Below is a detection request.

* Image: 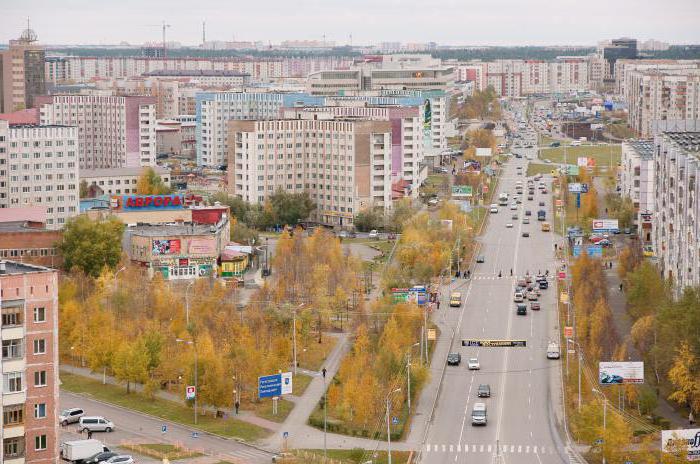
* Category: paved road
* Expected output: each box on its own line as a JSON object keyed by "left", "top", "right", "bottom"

{"left": 419, "top": 156, "right": 570, "bottom": 463}
{"left": 60, "top": 391, "right": 275, "bottom": 464}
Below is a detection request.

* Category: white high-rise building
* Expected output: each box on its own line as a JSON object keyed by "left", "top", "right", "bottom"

{"left": 620, "top": 140, "right": 655, "bottom": 241}
{"left": 0, "top": 120, "right": 79, "bottom": 228}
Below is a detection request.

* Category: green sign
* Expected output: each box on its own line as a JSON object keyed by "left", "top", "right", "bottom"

{"left": 451, "top": 186, "right": 473, "bottom": 198}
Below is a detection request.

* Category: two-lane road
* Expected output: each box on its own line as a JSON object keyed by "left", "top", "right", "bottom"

{"left": 421, "top": 157, "right": 568, "bottom": 463}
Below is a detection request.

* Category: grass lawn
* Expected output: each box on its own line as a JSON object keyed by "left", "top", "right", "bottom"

{"left": 122, "top": 443, "right": 202, "bottom": 460}
{"left": 59, "top": 372, "right": 268, "bottom": 441}
{"left": 539, "top": 134, "right": 568, "bottom": 147}
{"left": 539, "top": 144, "right": 621, "bottom": 167}
{"left": 247, "top": 397, "right": 294, "bottom": 423}
{"left": 292, "top": 373, "right": 313, "bottom": 396}
{"left": 527, "top": 163, "right": 557, "bottom": 177}
{"left": 295, "top": 449, "right": 412, "bottom": 464}
{"left": 297, "top": 336, "right": 338, "bottom": 372}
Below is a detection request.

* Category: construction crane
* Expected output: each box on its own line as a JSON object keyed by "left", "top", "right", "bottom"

{"left": 145, "top": 21, "right": 171, "bottom": 58}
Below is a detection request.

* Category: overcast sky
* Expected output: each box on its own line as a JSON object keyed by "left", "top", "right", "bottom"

{"left": 2, "top": 0, "right": 699, "bottom": 47}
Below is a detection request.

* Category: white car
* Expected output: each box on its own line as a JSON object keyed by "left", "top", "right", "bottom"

{"left": 99, "top": 456, "right": 134, "bottom": 464}
{"left": 368, "top": 229, "right": 379, "bottom": 239}
{"left": 468, "top": 358, "right": 480, "bottom": 370}
{"left": 490, "top": 206, "right": 498, "bottom": 213}
{"left": 506, "top": 223, "right": 513, "bottom": 228}
{"left": 510, "top": 204, "right": 518, "bottom": 210}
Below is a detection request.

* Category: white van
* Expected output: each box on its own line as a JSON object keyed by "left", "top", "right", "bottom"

{"left": 547, "top": 342, "right": 561, "bottom": 359}
{"left": 471, "top": 402, "right": 487, "bottom": 425}
{"left": 79, "top": 416, "right": 114, "bottom": 433}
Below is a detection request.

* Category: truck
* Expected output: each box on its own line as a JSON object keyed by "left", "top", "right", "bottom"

{"left": 537, "top": 210, "right": 546, "bottom": 221}
{"left": 60, "top": 439, "right": 110, "bottom": 463}
{"left": 498, "top": 193, "right": 509, "bottom": 206}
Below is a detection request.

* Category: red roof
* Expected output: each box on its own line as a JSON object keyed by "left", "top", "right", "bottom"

{"left": 0, "top": 109, "right": 40, "bottom": 125}
{"left": 0, "top": 207, "right": 46, "bottom": 224}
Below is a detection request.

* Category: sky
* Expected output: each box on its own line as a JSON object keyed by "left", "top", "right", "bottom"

{"left": 2, "top": 0, "right": 700, "bottom": 47}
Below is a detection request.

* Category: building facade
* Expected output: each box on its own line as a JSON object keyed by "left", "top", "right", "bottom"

{"left": 0, "top": 29, "right": 46, "bottom": 113}
{"left": 0, "top": 208, "right": 62, "bottom": 268}
{"left": 227, "top": 118, "right": 393, "bottom": 226}
{"left": 0, "top": 121, "right": 79, "bottom": 229}
{"left": 0, "top": 260, "right": 59, "bottom": 464}
{"left": 620, "top": 140, "right": 655, "bottom": 241}
{"left": 652, "top": 132, "right": 700, "bottom": 292}
{"left": 80, "top": 166, "right": 171, "bottom": 196}
{"left": 35, "top": 94, "right": 157, "bottom": 169}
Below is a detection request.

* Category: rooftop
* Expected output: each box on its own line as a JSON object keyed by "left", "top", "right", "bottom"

{"left": 143, "top": 70, "right": 250, "bottom": 77}
{"left": 81, "top": 166, "right": 170, "bottom": 178}
{"left": 127, "top": 222, "right": 221, "bottom": 237}
{"left": 627, "top": 139, "right": 654, "bottom": 159}
{"left": 0, "top": 260, "right": 54, "bottom": 276}
{"left": 664, "top": 132, "right": 700, "bottom": 152}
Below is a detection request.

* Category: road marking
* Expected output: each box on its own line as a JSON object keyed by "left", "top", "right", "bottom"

{"left": 526, "top": 445, "right": 530, "bottom": 453}
{"left": 426, "top": 444, "right": 430, "bottom": 451}
{"left": 472, "top": 444, "right": 476, "bottom": 453}
{"left": 533, "top": 446, "right": 538, "bottom": 453}
{"left": 449, "top": 444, "right": 453, "bottom": 452}
{"left": 457, "top": 444, "right": 461, "bottom": 452}
{"left": 487, "top": 444, "right": 492, "bottom": 453}
{"left": 479, "top": 444, "right": 484, "bottom": 452}
{"left": 510, "top": 445, "right": 515, "bottom": 453}
{"left": 518, "top": 445, "right": 522, "bottom": 453}
{"left": 442, "top": 444, "right": 446, "bottom": 452}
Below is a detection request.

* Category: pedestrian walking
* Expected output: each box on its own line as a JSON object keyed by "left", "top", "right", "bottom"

{"left": 437, "top": 300, "right": 441, "bottom": 310}
{"left": 554, "top": 243, "right": 558, "bottom": 251}
{"left": 619, "top": 283, "right": 623, "bottom": 292}
{"left": 87, "top": 430, "right": 93, "bottom": 439}
{"left": 464, "top": 270, "right": 468, "bottom": 279}
{"left": 498, "top": 270, "right": 502, "bottom": 278}
{"left": 235, "top": 400, "right": 240, "bottom": 415}
{"left": 466, "top": 270, "right": 471, "bottom": 279}
{"left": 690, "top": 411, "right": 695, "bottom": 425}
{"left": 510, "top": 268, "right": 513, "bottom": 276}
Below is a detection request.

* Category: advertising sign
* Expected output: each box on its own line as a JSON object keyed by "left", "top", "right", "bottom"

{"left": 258, "top": 372, "right": 293, "bottom": 399}
{"left": 560, "top": 292, "right": 569, "bottom": 304}
{"left": 427, "top": 328, "right": 437, "bottom": 341}
{"left": 117, "top": 194, "right": 185, "bottom": 211}
{"left": 189, "top": 238, "right": 216, "bottom": 254}
{"left": 186, "top": 385, "right": 196, "bottom": 400}
{"left": 592, "top": 219, "right": 619, "bottom": 232}
{"left": 599, "top": 361, "right": 644, "bottom": 385}
{"left": 451, "top": 186, "right": 473, "bottom": 198}
{"left": 476, "top": 147, "right": 493, "bottom": 157}
{"left": 662, "top": 428, "right": 700, "bottom": 461}
{"left": 572, "top": 245, "right": 603, "bottom": 257}
{"left": 152, "top": 239, "right": 181, "bottom": 255}
{"left": 568, "top": 183, "right": 589, "bottom": 194}
{"left": 577, "top": 157, "right": 588, "bottom": 167}
{"left": 391, "top": 286, "right": 427, "bottom": 305}
{"left": 462, "top": 339, "right": 527, "bottom": 347}
{"left": 564, "top": 326, "right": 574, "bottom": 338}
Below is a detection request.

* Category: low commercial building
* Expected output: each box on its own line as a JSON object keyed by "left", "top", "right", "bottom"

{"left": 652, "top": 132, "right": 700, "bottom": 292}
{"left": 0, "top": 208, "right": 62, "bottom": 268}
{"left": 0, "top": 260, "right": 59, "bottom": 464}
{"left": 80, "top": 166, "right": 171, "bottom": 197}
{"left": 620, "top": 140, "right": 654, "bottom": 241}
{"left": 156, "top": 119, "right": 196, "bottom": 157}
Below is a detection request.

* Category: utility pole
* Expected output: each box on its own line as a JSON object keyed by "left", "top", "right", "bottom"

{"left": 176, "top": 338, "right": 197, "bottom": 424}
{"left": 386, "top": 388, "right": 401, "bottom": 464}
{"left": 407, "top": 342, "right": 420, "bottom": 413}
{"left": 185, "top": 280, "right": 194, "bottom": 327}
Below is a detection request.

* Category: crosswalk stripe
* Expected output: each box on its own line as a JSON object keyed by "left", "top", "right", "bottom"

{"left": 449, "top": 445, "right": 453, "bottom": 452}
{"left": 472, "top": 444, "right": 476, "bottom": 453}
{"left": 442, "top": 444, "right": 446, "bottom": 452}
{"left": 510, "top": 445, "right": 515, "bottom": 453}
{"left": 457, "top": 444, "right": 461, "bottom": 452}
{"left": 426, "top": 444, "right": 431, "bottom": 451}
{"left": 518, "top": 445, "right": 522, "bottom": 453}
{"left": 487, "top": 444, "right": 492, "bottom": 453}
{"left": 502, "top": 445, "right": 507, "bottom": 453}
{"left": 526, "top": 445, "right": 530, "bottom": 453}
{"left": 434, "top": 444, "right": 438, "bottom": 452}
{"left": 533, "top": 446, "right": 538, "bottom": 453}
{"left": 479, "top": 445, "right": 484, "bottom": 452}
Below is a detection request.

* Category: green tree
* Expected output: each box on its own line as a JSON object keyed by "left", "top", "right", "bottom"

{"left": 387, "top": 199, "right": 417, "bottom": 233}
{"left": 79, "top": 180, "right": 89, "bottom": 198}
{"left": 58, "top": 216, "right": 125, "bottom": 277}
{"left": 268, "top": 190, "right": 316, "bottom": 226}
{"left": 354, "top": 208, "right": 384, "bottom": 232}
{"left": 230, "top": 220, "right": 259, "bottom": 244}
{"left": 210, "top": 192, "right": 250, "bottom": 223}
{"left": 136, "top": 167, "right": 171, "bottom": 195}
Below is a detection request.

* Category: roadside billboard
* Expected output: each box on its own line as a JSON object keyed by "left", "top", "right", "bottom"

{"left": 451, "top": 186, "right": 473, "bottom": 198}
{"left": 568, "top": 183, "right": 589, "bottom": 194}
{"left": 592, "top": 219, "right": 619, "bottom": 232}
{"left": 599, "top": 361, "right": 644, "bottom": 385}
{"left": 662, "top": 428, "right": 700, "bottom": 461}
{"left": 572, "top": 245, "right": 603, "bottom": 257}
{"left": 476, "top": 147, "right": 492, "bottom": 157}
{"left": 152, "top": 239, "right": 181, "bottom": 255}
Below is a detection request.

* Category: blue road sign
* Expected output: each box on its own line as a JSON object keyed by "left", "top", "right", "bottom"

{"left": 392, "top": 416, "right": 399, "bottom": 425}
{"left": 258, "top": 372, "right": 293, "bottom": 399}
{"left": 192, "top": 431, "right": 199, "bottom": 438}
{"left": 594, "top": 438, "right": 604, "bottom": 445}
{"left": 283, "top": 431, "right": 289, "bottom": 438}
{"left": 161, "top": 424, "right": 167, "bottom": 433}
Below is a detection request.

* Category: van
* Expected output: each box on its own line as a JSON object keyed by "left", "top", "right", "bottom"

{"left": 547, "top": 342, "right": 561, "bottom": 359}
{"left": 471, "top": 402, "right": 487, "bottom": 425}
{"left": 449, "top": 292, "right": 462, "bottom": 307}
{"left": 79, "top": 416, "right": 114, "bottom": 433}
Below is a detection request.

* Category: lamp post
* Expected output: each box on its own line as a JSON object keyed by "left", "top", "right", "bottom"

{"left": 176, "top": 338, "right": 198, "bottom": 424}
{"left": 386, "top": 388, "right": 401, "bottom": 464}
{"left": 185, "top": 281, "right": 195, "bottom": 327}
{"left": 407, "top": 342, "right": 420, "bottom": 413}
{"left": 114, "top": 266, "right": 126, "bottom": 289}
{"left": 592, "top": 388, "right": 607, "bottom": 464}
{"left": 567, "top": 338, "right": 582, "bottom": 412}
{"left": 322, "top": 367, "right": 328, "bottom": 461}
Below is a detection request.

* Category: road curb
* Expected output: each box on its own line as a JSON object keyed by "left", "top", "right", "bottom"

{"left": 61, "top": 389, "right": 276, "bottom": 457}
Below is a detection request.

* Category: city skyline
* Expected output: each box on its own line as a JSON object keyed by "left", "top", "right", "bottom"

{"left": 2, "top": 0, "right": 699, "bottom": 47}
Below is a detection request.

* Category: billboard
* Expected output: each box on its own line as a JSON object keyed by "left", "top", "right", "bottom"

{"left": 572, "top": 245, "right": 603, "bottom": 257}
{"left": 476, "top": 147, "right": 493, "bottom": 157}
{"left": 152, "top": 239, "right": 181, "bottom": 255}
{"left": 662, "top": 428, "right": 700, "bottom": 461}
{"left": 258, "top": 372, "right": 293, "bottom": 399}
{"left": 392, "top": 286, "right": 428, "bottom": 305}
{"left": 451, "top": 186, "right": 473, "bottom": 198}
{"left": 116, "top": 194, "right": 185, "bottom": 211}
{"left": 462, "top": 339, "right": 527, "bottom": 347}
{"left": 568, "top": 183, "right": 589, "bottom": 193}
{"left": 189, "top": 238, "right": 216, "bottom": 254}
{"left": 599, "top": 361, "right": 644, "bottom": 385}
{"left": 592, "top": 219, "right": 619, "bottom": 232}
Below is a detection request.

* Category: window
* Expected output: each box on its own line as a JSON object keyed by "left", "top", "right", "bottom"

{"left": 33, "top": 307, "right": 46, "bottom": 322}
{"left": 34, "top": 370, "right": 47, "bottom": 387}
{"left": 3, "top": 437, "right": 24, "bottom": 458}
{"left": 3, "top": 404, "right": 24, "bottom": 425}
{"left": 3, "top": 372, "right": 23, "bottom": 393}
{"left": 35, "top": 434, "right": 47, "bottom": 451}
{"left": 2, "top": 339, "right": 22, "bottom": 359}
{"left": 33, "top": 339, "right": 46, "bottom": 355}
{"left": 1, "top": 306, "right": 22, "bottom": 327}
{"left": 34, "top": 403, "right": 46, "bottom": 418}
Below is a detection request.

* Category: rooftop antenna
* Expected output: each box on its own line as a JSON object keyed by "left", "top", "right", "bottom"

{"left": 161, "top": 21, "right": 171, "bottom": 58}
{"left": 202, "top": 20, "right": 206, "bottom": 45}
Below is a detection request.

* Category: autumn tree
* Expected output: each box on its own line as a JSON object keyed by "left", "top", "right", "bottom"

{"left": 112, "top": 339, "right": 150, "bottom": 393}
{"left": 136, "top": 167, "right": 171, "bottom": 194}
{"left": 354, "top": 208, "right": 384, "bottom": 232}
{"left": 668, "top": 341, "right": 700, "bottom": 415}
{"left": 58, "top": 216, "right": 125, "bottom": 277}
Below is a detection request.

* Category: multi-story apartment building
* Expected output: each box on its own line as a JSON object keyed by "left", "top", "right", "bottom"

{"left": 281, "top": 105, "right": 426, "bottom": 195}
{"left": 652, "top": 132, "right": 700, "bottom": 292}
{"left": 35, "top": 95, "right": 157, "bottom": 169}
{"left": 0, "top": 29, "right": 46, "bottom": 113}
{"left": 142, "top": 70, "right": 251, "bottom": 88}
{"left": 196, "top": 92, "right": 323, "bottom": 167}
{"left": 226, "top": 117, "right": 393, "bottom": 226}
{"left": 620, "top": 140, "right": 655, "bottom": 241}
{"left": 0, "top": 260, "right": 59, "bottom": 464}
{"left": 0, "top": 120, "right": 79, "bottom": 229}
{"left": 625, "top": 69, "right": 700, "bottom": 138}
{"left": 484, "top": 61, "right": 524, "bottom": 97}
{"left": 616, "top": 59, "right": 700, "bottom": 95}
{"left": 80, "top": 166, "right": 170, "bottom": 196}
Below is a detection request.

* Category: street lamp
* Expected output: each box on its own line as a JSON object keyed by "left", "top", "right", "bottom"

{"left": 386, "top": 388, "right": 401, "bottom": 464}
{"left": 407, "top": 342, "right": 420, "bottom": 413}
{"left": 592, "top": 388, "right": 607, "bottom": 464}
{"left": 114, "top": 266, "right": 126, "bottom": 289}
{"left": 176, "top": 338, "right": 198, "bottom": 425}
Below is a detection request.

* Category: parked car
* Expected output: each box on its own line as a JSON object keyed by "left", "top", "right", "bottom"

{"left": 368, "top": 230, "right": 379, "bottom": 239}
{"left": 99, "top": 456, "right": 134, "bottom": 464}
{"left": 85, "top": 452, "right": 119, "bottom": 464}
{"left": 59, "top": 408, "right": 84, "bottom": 426}
{"left": 79, "top": 417, "right": 114, "bottom": 433}
{"left": 476, "top": 255, "right": 485, "bottom": 263}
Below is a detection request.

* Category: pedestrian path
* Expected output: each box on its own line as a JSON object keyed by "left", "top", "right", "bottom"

{"left": 424, "top": 442, "right": 557, "bottom": 455}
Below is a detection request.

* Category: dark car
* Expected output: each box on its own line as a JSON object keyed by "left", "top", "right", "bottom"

{"left": 447, "top": 353, "right": 461, "bottom": 366}
{"left": 85, "top": 452, "right": 119, "bottom": 464}
{"left": 527, "top": 195, "right": 534, "bottom": 201}
{"left": 539, "top": 201, "right": 545, "bottom": 206}
{"left": 511, "top": 214, "right": 518, "bottom": 220}
{"left": 539, "top": 280, "right": 549, "bottom": 289}
{"left": 477, "top": 384, "right": 491, "bottom": 397}
{"left": 522, "top": 231, "right": 530, "bottom": 237}
{"left": 516, "top": 304, "right": 527, "bottom": 315}
{"left": 525, "top": 210, "right": 532, "bottom": 216}
{"left": 599, "top": 239, "right": 613, "bottom": 247}
{"left": 476, "top": 255, "right": 485, "bottom": 263}
{"left": 530, "top": 302, "right": 541, "bottom": 311}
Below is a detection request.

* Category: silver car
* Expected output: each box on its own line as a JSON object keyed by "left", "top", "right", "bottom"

{"left": 59, "top": 408, "right": 84, "bottom": 426}
{"left": 79, "top": 416, "right": 115, "bottom": 433}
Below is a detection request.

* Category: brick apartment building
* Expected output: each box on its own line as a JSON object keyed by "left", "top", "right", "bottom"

{"left": 0, "top": 209, "right": 62, "bottom": 268}
{"left": 1, "top": 260, "right": 59, "bottom": 463}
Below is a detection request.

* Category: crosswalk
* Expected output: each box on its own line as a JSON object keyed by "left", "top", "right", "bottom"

{"left": 469, "top": 275, "right": 555, "bottom": 281}
{"left": 425, "top": 443, "right": 556, "bottom": 455}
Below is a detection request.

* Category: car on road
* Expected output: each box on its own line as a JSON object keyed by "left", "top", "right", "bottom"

{"left": 468, "top": 358, "right": 480, "bottom": 370}
{"left": 59, "top": 407, "right": 85, "bottom": 426}
{"left": 511, "top": 214, "right": 518, "bottom": 220}
{"left": 449, "top": 292, "right": 462, "bottom": 307}
{"left": 476, "top": 255, "right": 485, "bottom": 263}
{"left": 99, "top": 457, "right": 134, "bottom": 464}
{"left": 599, "top": 239, "right": 613, "bottom": 247}
{"left": 368, "top": 229, "right": 379, "bottom": 239}
{"left": 539, "top": 201, "right": 545, "bottom": 206}
{"left": 447, "top": 353, "right": 461, "bottom": 366}
{"left": 525, "top": 210, "right": 532, "bottom": 216}
{"left": 522, "top": 231, "right": 530, "bottom": 237}
{"left": 545, "top": 159, "right": 552, "bottom": 164}
{"left": 530, "top": 302, "right": 541, "bottom": 311}
{"left": 542, "top": 188, "right": 548, "bottom": 194}
{"left": 471, "top": 402, "right": 488, "bottom": 426}
{"left": 527, "top": 195, "right": 533, "bottom": 201}
{"left": 516, "top": 304, "right": 527, "bottom": 315}
{"left": 490, "top": 205, "right": 499, "bottom": 213}
{"left": 506, "top": 222, "right": 513, "bottom": 228}
{"left": 428, "top": 197, "right": 439, "bottom": 206}
{"left": 79, "top": 416, "right": 114, "bottom": 433}
{"left": 477, "top": 384, "right": 491, "bottom": 398}
{"left": 517, "top": 279, "right": 527, "bottom": 288}
{"left": 527, "top": 291, "right": 538, "bottom": 301}
{"left": 547, "top": 342, "right": 561, "bottom": 360}
{"left": 514, "top": 291, "right": 524, "bottom": 302}
{"left": 539, "top": 280, "right": 549, "bottom": 289}
{"left": 510, "top": 203, "right": 518, "bottom": 210}
{"left": 85, "top": 452, "right": 119, "bottom": 464}
{"left": 523, "top": 218, "right": 530, "bottom": 224}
